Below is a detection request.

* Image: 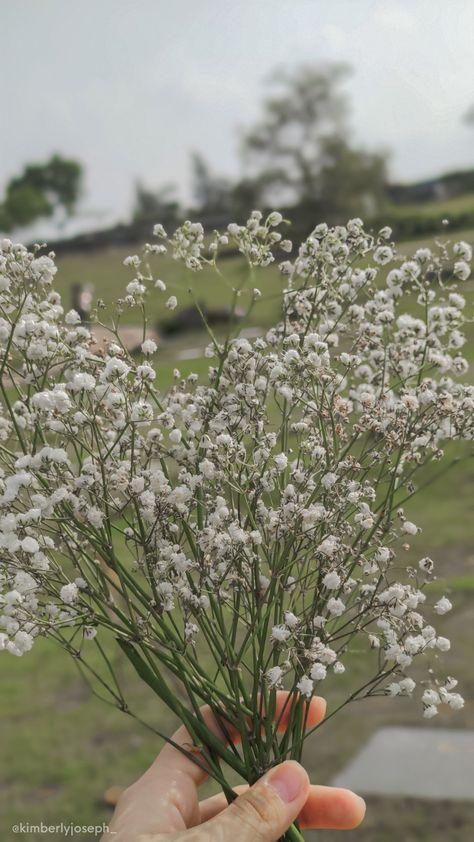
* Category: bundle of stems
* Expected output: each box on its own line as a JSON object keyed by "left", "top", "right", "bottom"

{"left": 0, "top": 214, "right": 472, "bottom": 840}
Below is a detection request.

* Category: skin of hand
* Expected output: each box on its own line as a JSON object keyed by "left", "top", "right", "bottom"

{"left": 104, "top": 692, "right": 365, "bottom": 842}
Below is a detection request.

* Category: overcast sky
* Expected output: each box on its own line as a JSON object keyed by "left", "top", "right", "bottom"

{"left": 2, "top": 0, "right": 474, "bottom": 232}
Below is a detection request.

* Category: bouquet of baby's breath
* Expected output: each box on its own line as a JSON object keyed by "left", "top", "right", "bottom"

{"left": 0, "top": 213, "right": 472, "bottom": 841}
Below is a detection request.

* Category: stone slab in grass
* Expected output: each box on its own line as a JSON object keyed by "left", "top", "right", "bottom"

{"left": 333, "top": 727, "right": 474, "bottom": 800}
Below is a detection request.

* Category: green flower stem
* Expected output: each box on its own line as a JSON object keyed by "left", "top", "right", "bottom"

{"left": 284, "top": 823, "right": 306, "bottom": 842}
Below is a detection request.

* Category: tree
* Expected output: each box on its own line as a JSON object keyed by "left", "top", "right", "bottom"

{"left": 316, "top": 135, "right": 387, "bottom": 221}
{"left": 242, "top": 63, "right": 387, "bottom": 223}
{"left": 0, "top": 154, "right": 83, "bottom": 232}
{"left": 190, "top": 152, "right": 232, "bottom": 216}
{"left": 463, "top": 104, "right": 474, "bottom": 125}
{"left": 132, "top": 181, "right": 181, "bottom": 228}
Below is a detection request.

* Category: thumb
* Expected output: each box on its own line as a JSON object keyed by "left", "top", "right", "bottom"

{"left": 203, "top": 761, "right": 309, "bottom": 842}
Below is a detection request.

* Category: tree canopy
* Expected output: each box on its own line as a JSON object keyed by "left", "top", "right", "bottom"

{"left": 0, "top": 154, "right": 83, "bottom": 232}
{"left": 241, "top": 63, "right": 387, "bottom": 223}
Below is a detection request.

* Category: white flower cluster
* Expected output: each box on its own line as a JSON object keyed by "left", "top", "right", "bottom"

{"left": 0, "top": 219, "right": 471, "bottom": 725}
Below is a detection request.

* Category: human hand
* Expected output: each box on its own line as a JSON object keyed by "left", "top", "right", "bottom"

{"left": 104, "top": 693, "right": 365, "bottom": 841}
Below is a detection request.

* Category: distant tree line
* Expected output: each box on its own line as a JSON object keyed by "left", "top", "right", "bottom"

{"left": 3, "top": 63, "right": 474, "bottom": 243}
{"left": 133, "top": 63, "right": 388, "bottom": 237}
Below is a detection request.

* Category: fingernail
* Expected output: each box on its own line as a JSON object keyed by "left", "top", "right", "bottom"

{"left": 266, "top": 761, "right": 307, "bottom": 803}
{"left": 355, "top": 794, "right": 367, "bottom": 815}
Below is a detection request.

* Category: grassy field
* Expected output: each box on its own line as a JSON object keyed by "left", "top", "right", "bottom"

{"left": 1, "top": 229, "right": 474, "bottom": 841}
{"left": 54, "top": 225, "right": 474, "bottom": 383}
{"left": 388, "top": 191, "right": 474, "bottom": 221}
{"left": 386, "top": 192, "right": 474, "bottom": 240}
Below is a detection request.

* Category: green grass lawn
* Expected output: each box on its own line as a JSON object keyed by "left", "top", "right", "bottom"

{"left": 1, "top": 229, "right": 474, "bottom": 841}
{"left": 54, "top": 225, "right": 474, "bottom": 386}
{"left": 54, "top": 245, "right": 284, "bottom": 330}
{"left": 388, "top": 191, "right": 474, "bottom": 221}
{"left": 54, "top": 225, "right": 474, "bottom": 320}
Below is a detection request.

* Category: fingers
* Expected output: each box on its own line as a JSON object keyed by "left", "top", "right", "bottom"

{"left": 203, "top": 761, "right": 310, "bottom": 842}
{"left": 154, "top": 704, "right": 230, "bottom": 789}
{"left": 297, "top": 784, "right": 366, "bottom": 830}
{"left": 154, "top": 691, "right": 326, "bottom": 789}
{"left": 200, "top": 785, "right": 249, "bottom": 822}
{"left": 107, "top": 711, "right": 228, "bottom": 835}
{"left": 274, "top": 691, "right": 326, "bottom": 731}
{"left": 199, "top": 782, "right": 366, "bottom": 830}
{"left": 109, "top": 693, "right": 327, "bottom": 836}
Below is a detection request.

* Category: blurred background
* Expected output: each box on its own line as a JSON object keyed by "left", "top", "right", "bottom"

{"left": 1, "top": 2, "right": 474, "bottom": 840}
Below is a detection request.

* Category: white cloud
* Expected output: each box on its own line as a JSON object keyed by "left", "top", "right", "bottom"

{"left": 374, "top": 2, "right": 415, "bottom": 32}
{"left": 2, "top": 0, "right": 474, "bottom": 230}
{"left": 321, "top": 24, "right": 347, "bottom": 52}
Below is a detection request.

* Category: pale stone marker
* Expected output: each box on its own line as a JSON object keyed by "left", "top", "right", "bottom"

{"left": 333, "top": 727, "right": 474, "bottom": 800}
